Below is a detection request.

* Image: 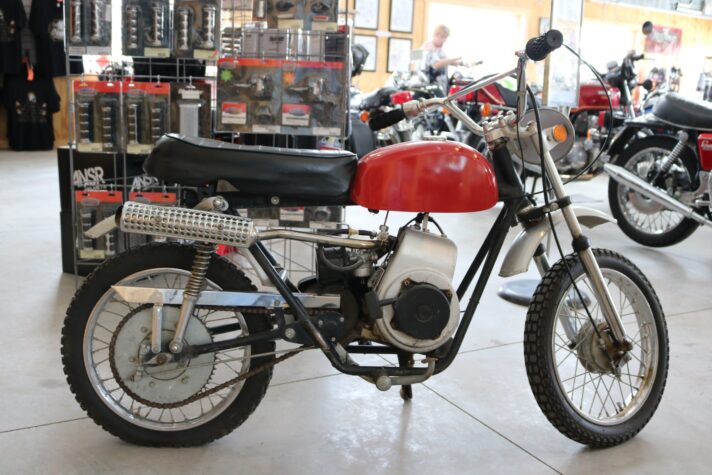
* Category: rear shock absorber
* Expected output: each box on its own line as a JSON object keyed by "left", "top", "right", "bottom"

{"left": 70, "top": 0, "right": 83, "bottom": 43}
{"left": 147, "top": 2, "right": 166, "bottom": 47}
{"left": 169, "top": 242, "right": 216, "bottom": 353}
{"left": 177, "top": 7, "right": 192, "bottom": 51}
{"left": 653, "top": 130, "right": 689, "bottom": 186}
{"left": 200, "top": 4, "right": 217, "bottom": 49}
{"left": 90, "top": 0, "right": 106, "bottom": 43}
{"left": 125, "top": 5, "right": 140, "bottom": 49}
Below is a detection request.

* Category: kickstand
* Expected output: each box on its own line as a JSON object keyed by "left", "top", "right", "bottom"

{"left": 397, "top": 353, "right": 414, "bottom": 401}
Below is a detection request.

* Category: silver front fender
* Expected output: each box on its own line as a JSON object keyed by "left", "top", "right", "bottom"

{"left": 499, "top": 206, "right": 615, "bottom": 278}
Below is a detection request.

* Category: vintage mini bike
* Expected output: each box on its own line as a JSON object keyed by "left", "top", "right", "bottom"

{"left": 62, "top": 31, "right": 669, "bottom": 448}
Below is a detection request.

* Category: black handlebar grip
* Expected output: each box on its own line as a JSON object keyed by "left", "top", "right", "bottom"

{"left": 368, "top": 107, "right": 406, "bottom": 131}
{"left": 525, "top": 30, "right": 564, "bottom": 62}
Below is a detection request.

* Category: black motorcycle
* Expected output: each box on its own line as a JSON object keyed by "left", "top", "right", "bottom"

{"left": 605, "top": 92, "right": 712, "bottom": 246}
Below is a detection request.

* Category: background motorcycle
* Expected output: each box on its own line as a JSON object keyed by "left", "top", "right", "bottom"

{"left": 347, "top": 44, "right": 413, "bottom": 157}
{"left": 62, "top": 31, "right": 668, "bottom": 449}
{"left": 605, "top": 92, "right": 712, "bottom": 246}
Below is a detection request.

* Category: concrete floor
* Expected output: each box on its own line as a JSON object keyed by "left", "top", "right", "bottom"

{"left": 1, "top": 150, "right": 711, "bottom": 474}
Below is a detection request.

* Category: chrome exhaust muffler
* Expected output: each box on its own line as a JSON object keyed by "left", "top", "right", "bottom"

{"left": 119, "top": 201, "right": 257, "bottom": 247}
{"left": 604, "top": 163, "right": 712, "bottom": 228}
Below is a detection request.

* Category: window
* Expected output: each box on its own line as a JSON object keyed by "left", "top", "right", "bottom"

{"left": 425, "top": 4, "right": 524, "bottom": 75}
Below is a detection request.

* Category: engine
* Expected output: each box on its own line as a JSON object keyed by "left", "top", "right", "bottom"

{"left": 372, "top": 227, "right": 460, "bottom": 353}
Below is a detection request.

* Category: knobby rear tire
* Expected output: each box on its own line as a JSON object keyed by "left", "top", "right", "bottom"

{"left": 61, "top": 243, "right": 275, "bottom": 447}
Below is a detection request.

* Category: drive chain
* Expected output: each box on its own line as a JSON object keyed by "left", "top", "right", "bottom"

{"left": 107, "top": 304, "right": 321, "bottom": 409}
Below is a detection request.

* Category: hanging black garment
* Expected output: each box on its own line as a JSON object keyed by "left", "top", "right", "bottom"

{"left": 29, "top": 0, "right": 83, "bottom": 77}
{"left": 0, "top": 0, "right": 26, "bottom": 74}
{"left": 2, "top": 76, "right": 60, "bottom": 150}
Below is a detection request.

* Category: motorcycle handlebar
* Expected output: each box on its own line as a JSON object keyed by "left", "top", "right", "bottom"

{"left": 368, "top": 107, "right": 406, "bottom": 130}
{"left": 525, "top": 30, "right": 563, "bottom": 62}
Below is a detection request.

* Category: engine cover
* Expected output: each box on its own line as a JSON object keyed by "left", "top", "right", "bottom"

{"left": 393, "top": 283, "right": 452, "bottom": 339}
{"left": 374, "top": 227, "right": 459, "bottom": 352}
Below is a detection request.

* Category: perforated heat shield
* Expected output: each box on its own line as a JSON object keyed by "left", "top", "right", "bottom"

{"left": 119, "top": 201, "right": 256, "bottom": 247}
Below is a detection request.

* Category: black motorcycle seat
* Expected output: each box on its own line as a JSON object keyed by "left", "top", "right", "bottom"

{"left": 144, "top": 134, "right": 358, "bottom": 204}
{"left": 653, "top": 92, "right": 712, "bottom": 131}
{"left": 495, "top": 84, "right": 519, "bottom": 108}
{"left": 360, "top": 87, "right": 397, "bottom": 109}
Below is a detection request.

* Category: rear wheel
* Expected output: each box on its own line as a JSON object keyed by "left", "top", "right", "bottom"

{"left": 608, "top": 136, "right": 699, "bottom": 246}
{"left": 61, "top": 243, "right": 275, "bottom": 446}
{"left": 524, "top": 249, "right": 668, "bottom": 447}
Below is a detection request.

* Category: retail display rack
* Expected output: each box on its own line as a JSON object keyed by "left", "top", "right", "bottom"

{"left": 60, "top": 0, "right": 353, "bottom": 278}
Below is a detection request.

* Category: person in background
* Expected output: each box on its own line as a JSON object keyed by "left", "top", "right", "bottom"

{"left": 420, "top": 25, "right": 462, "bottom": 93}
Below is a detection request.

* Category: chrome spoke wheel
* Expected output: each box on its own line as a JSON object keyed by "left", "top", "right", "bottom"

{"left": 552, "top": 269, "right": 658, "bottom": 425}
{"left": 617, "top": 147, "right": 687, "bottom": 235}
{"left": 83, "top": 268, "right": 252, "bottom": 431}
{"left": 525, "top": 249, "right": 668, "bottom": 447}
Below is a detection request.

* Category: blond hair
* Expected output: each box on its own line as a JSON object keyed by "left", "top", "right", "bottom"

{"left": 434, "top": 25, "right": 450, "bottom": 37}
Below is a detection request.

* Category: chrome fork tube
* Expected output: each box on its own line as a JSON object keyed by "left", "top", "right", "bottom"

{"left": 537, "top": 133, "right": 630, "bottom": 344}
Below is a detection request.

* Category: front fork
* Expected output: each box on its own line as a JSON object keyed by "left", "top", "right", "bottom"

{"left": 538, "top": 135, "right": 632, "bottom": 347}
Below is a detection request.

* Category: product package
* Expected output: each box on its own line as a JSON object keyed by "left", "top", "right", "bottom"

{"left": 236, "top": 208, "right": 280, "bottom": 227}
{"left": 282, "top": 59, "right": 346, "bottom": 136}
{"left": 122, "top": 0, "right": 170, "bottom": 57}
{"left": 240, "top": 27, "right": 292, "bottom": 59}
{"left": 217, "top": 58, "right": 282, "bottom": 134}
{"left": 236, "top": 206, "right": 342, "bottom": 229}
{"left": 170, "top": 82, "right": 212, "bottom": 137}
{"left": 173, "top": 0, "right": 220, "bottom": 60}
{"left": 279, "top": 206, "right": 343, "bottom": 228}
{"left": 74, "top": 80, "right": 122, "bottom": 153}
{"left": 123, "top": 81, "right": 171, "bottom": 154}
{"left": 251, "top": 0, "right": 337, "bottom": 31}
{"left": 66, "top": 0, "right": 112, "bottom": 55}
{"left": 75, "top": 190, "right": 122, "bottom": 260}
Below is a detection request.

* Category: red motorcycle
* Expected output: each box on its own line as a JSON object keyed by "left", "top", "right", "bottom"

{"left": 61, "top": 31, "right": 668, "bottom": 449}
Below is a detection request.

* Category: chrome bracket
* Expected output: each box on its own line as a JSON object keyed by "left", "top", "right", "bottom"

{"left": 112, "top": 286, "right": 341, "bottom": 309}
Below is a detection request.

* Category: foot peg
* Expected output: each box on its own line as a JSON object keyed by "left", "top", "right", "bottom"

{"left": 374, "top": 358, "right": 435, "bottom": 392}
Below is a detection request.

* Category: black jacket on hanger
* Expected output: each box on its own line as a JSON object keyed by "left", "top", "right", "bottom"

{"left": 29, "top": 0, "right": 83, "bottom": 77}
{"left": 0, "top": 0, "right": 27, "bottom": 74}
{"left": 2, "top": 75, "right": 60, "bottom": 150}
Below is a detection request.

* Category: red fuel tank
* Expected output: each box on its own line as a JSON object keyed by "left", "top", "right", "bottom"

{"left": 350, "top": 141, "right": 498, "bottom": 213}
{"left": 698, "top": 133, "right": 712, "bottom": 171}
{"left": 578, "top": 82, "right": 621, "bottom": 109}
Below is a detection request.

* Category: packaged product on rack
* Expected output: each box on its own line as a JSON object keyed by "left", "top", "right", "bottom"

{"left": 75, "top": 190, "right": 122, "bottom": 260}
{"left": 217, "top": 58, "right": 282, "bottom": 134}
{"left": 74, "top": 80, "right": 122, "bottom": 153}
{"left": 278, "top": 206, "right": 343, "bottom": 228}
{"left": 122, "top": 0, "right": 171, "bottom": 57}
{"left": 236, "top": 208, "right": 280, "bottom": 227}
{"left": 251, "top": 0, "right": 337, "bottom": 31}
{"left": 123, "top": 81, "right": 171, "bottom": 154}
{"left": 173, "top": 0, "right": 220, "bottom": 60}
{"left": 282, "top": 58, "right": 346, "bottom": 136}
{"left": 307, "top": 0, "right": 337, "bottom": 31}
{"left": 65, "top": 0, "right": 112, "bottom": 54}
{"left": 169, "top": 82, "right": 212, "bottom": 137}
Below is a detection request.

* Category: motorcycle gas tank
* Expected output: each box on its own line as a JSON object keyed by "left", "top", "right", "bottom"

{"left": 579, "top": 82, "right": 621, "bottom": 108}
{"left": 699, "top": 133, "right": 712, "bottom": 171}
{"left": 350, "top": 140, "right": 498, "bottom": 212}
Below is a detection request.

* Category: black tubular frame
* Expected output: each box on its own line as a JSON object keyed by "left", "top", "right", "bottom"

{"left": 243, "top": 194, "right": 522, "bottom": 379}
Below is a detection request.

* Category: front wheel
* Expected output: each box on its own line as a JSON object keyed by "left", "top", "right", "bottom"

{"left": 524, "top": 249, "right": 668, "bottom": 447}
